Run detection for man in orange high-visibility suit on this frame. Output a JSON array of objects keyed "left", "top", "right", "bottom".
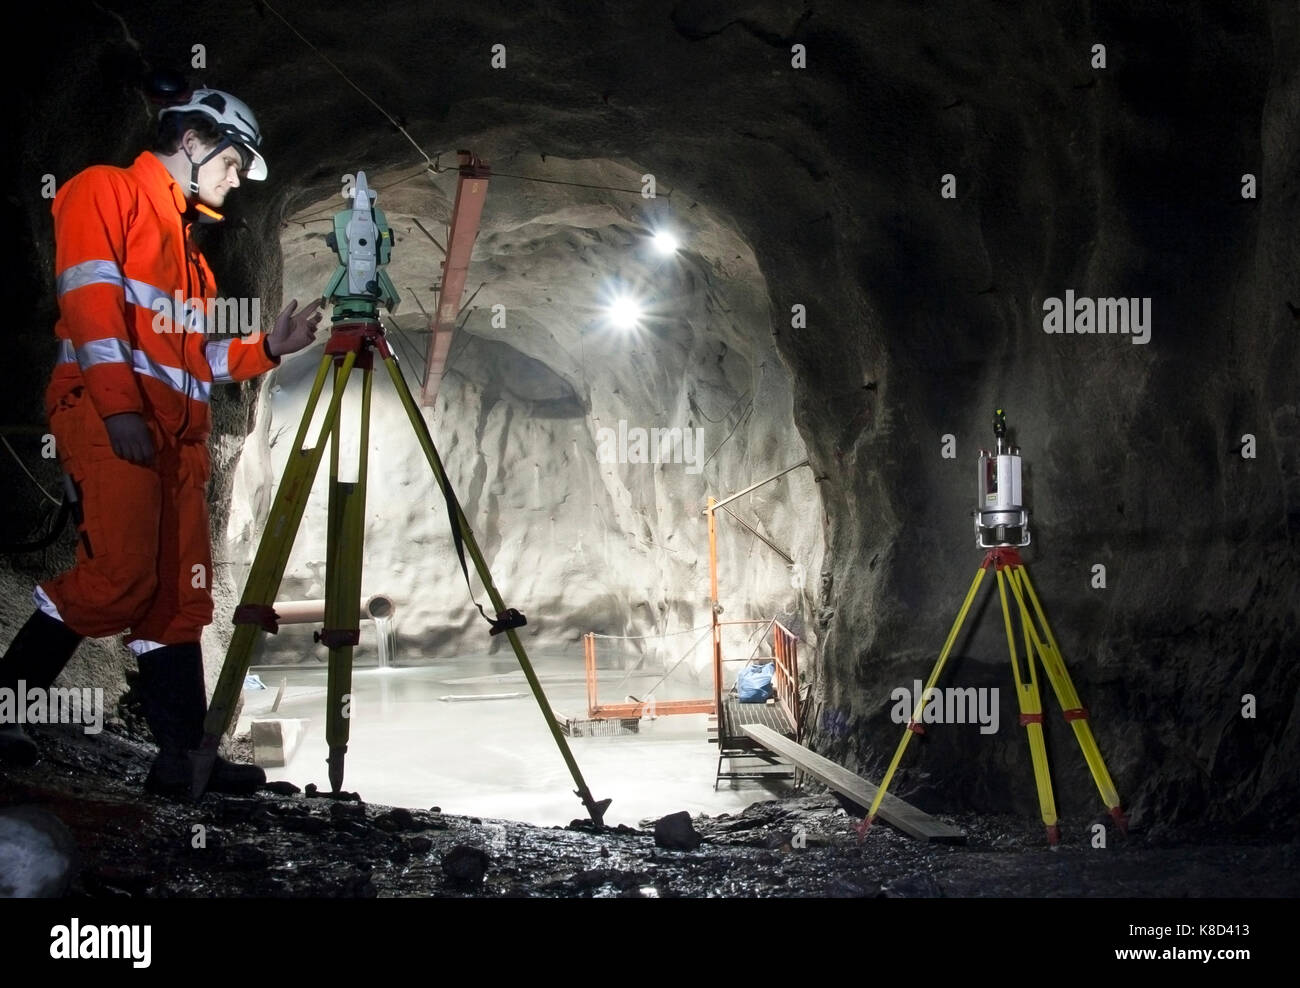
[{"left": 0, "top": 88, "right": 322, "bottom": 794}]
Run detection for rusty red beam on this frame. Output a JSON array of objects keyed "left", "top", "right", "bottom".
[{"left": 421, "top": 150, "right": 491, "bottom": 405}]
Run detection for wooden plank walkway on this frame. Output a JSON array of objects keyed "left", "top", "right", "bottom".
[{"left": 741, "top": 724, "right": 966, "bottom": 843}]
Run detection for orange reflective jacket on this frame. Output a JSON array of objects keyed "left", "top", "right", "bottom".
[{"left": 48, "top": 150, "right": 277, "bottom": 441}]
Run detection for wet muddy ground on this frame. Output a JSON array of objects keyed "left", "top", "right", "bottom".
[{"left": 2, "top": 723, "right": 1296, "bottom": 898}]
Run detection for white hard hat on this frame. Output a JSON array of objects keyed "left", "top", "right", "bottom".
[{"left": 161, "top": 88, "right": 266, "bottom": 180}]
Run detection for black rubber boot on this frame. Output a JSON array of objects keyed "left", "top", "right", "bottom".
[
  {"left": 0, "top": 726, "right": 39, "bottom": 767},
  {"left": 0, "top": 609, "right": 84, "bottom": 766},
  {"left": 135, "top": 643, "right": 265, "bottom": 796}
]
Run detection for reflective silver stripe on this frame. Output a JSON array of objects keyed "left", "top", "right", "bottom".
[
  {"left": 73, "top": 337, "right": 133, "bottom": 372},
  {"left": 56, "top": 259, "right": 124, "bottom": 296},
  {"left": 132, "top": 350, "right": 210, "bottom": 403},
  {"left": 32, "top": 585, "right": 65, "bottom": 623},
  {"left": 127, "top": 639, "right": 168, "bottom": 656},
  {"left": 205, "top": 339, "right": 233, "bottom": 384},
  {"left": 56, "top": 339, "right": 209, "bottom": 403},
  {"left": 57, "top": 261, "right": 207, "bottom": 333},
  {"left": 127, "top": 280, "right": 207, "bottom": 334}
]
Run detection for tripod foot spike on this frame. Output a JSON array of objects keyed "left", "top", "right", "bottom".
[
  {"left": 1110, "top": 806, "right": 1129, "bottom": 835},
  {"left": 584, "top": 796, "right": 612, "bottom": 827},
  {"left": 328, "top": 746, "right": 347, "bottom": 794}
]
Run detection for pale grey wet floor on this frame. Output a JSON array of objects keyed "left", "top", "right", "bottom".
[{"left": 242, "top": 652, "right": 792, "bottom": 827}]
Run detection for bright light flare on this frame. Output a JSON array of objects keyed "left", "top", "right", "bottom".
[
  {"left": 651, "top": 230, "right": 680, "bottom": 255},
  {"left": 606, "top": 294, "right": 644, "bottom": 329}
]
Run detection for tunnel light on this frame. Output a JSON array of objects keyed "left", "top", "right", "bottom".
[
  {"left": 606, "top": 294, "right": 644, "bottom": 329},
  {"left": 651, "top": 230, "right": 680, "bottom": 255}
]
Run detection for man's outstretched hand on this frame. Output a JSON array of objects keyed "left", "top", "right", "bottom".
[{"left": 266, "top": 297, "right": 325, "bottom": 357}]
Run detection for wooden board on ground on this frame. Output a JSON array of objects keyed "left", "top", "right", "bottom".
[{"left": 741, "top": 723, "right": 966, "bottom": 844}]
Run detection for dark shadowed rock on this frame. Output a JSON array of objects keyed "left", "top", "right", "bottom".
[
  {"left": 441, "top": 844, "right": 490, "bottom": 884},
  {"left": 329, "top": 801, "right": 366, "bottom": 823},
  {"left": 654, "top": 811, "right": 702, "bottom": 850},
  {"left": 280, "top": 813, "right": 329, "bottom": 835},
  {"left": 881, "top": 873, "right": 944, "bottom": 898}
]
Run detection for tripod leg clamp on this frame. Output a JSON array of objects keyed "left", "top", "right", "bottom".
[
  {"left": 489, "top": 608, "right": 527, "bottom": 636},
  {"left": 315, "top": 628, "right": 361, "bottom": 648},
  {"left": 234, "top": 603, "right": 281, "bottom": 634}
]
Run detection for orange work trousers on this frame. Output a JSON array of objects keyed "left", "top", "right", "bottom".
[{"left": 39, "top": 384, "right": 214, "bottom": 646}]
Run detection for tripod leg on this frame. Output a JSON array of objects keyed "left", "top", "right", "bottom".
[
  {"left": 996, "top": 564, "right": 1060, "bottom": 845},
  {"left": 193, "top": 350, "right": 361, "bottom": 798},
  {"left": 860, "top": 565, "right": 988, "bottom": 836},
  {"left": 379, "top": 349, "right": 611, "bottom": 826},
  {"left": 323, "top": 361, "right": 371, "bottom": 793},
  {"left": 1009, "top": 564, "right": 1126, "bottom": 831}
]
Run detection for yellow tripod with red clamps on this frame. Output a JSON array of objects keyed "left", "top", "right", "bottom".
[
  {"left": 188, "top": 170, "right": 610, "bottom": 826},
  {"left": 859, "top": 410, "right": 1127, "bottom": 845}
]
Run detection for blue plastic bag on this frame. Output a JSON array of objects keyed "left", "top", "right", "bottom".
[{"left": 737, "top": 661, "right": 776, "bottom": 703}]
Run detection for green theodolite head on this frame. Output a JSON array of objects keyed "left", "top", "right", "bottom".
[{"left": 322, "top": 170, "right": 400, "bottom": 322}]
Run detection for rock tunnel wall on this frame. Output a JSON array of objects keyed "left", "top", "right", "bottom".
[{"left": 239, "top": 155, "right": 819, "bottom": 679}]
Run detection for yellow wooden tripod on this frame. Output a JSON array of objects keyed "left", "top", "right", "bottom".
[
  {"left": 189, "top": 319, "right": 610, "bottom": 825},
  {"left": 860, "top": 546, "right": 1126, "bottom": 844}
]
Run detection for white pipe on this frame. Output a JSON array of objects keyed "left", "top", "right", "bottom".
[
  {"left": 703, "top": 459, "right": 810, "bottom": 513},
  {"left": 272, "top": 594, "right": 396, "bottom": 625}
]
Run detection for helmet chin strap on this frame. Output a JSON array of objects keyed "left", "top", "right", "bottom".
[
  {"left": 184, "top": 137, "right": 235, "bottom": 196},
  {"left": 182, "top": 138, "right": 238, "bottom": 222}
]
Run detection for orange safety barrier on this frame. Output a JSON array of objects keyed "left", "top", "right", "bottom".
[
  {"left": 771, "top": 620, "right": 801, "bottom": 737},
  {"left": 583, "top": 632, "right": 716, "bottom": 719},
  {"left": 583, "top": 619, "right": 801, "bottom": 729},
  {"left": 716, "top": 619, "right": 800, "bottom": 729}
]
